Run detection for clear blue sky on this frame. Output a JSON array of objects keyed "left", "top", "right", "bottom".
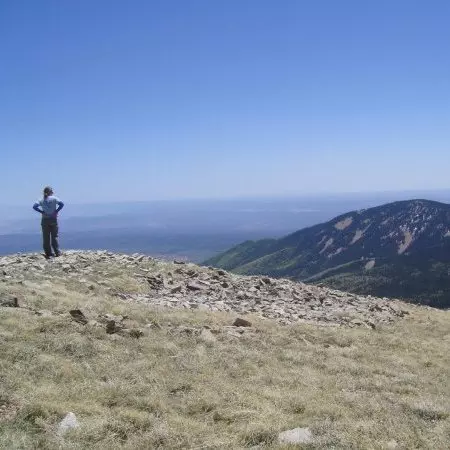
[{"left": 1, "top": 0, "right": 449, "bottom": 204}]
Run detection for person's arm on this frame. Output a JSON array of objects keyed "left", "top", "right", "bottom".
[
  {"left": 56, "top": 200, "right": 64, "bottom": 213},
  {"left": 33, "top": 202, "right": 43, "bottom": 214}
]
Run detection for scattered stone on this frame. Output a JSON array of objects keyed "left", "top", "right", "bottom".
[
  {"left": 170, "top": 285, "right": 183, "bottom": 294},
  {"left": 199, "top": 328, "right": 216, "bottom": 343},
  {"left": 58, "top": 412, "right": 79, "bottom": 435},
  {"left": 147, "top": 275, "right": 164, "bottom": 288},
  {"left": 387, "top": 440, "right": 399, "bottom": 449},
  {"left": 99, "top": 313, "right": 125, "bottom": 323},
  {"left": 174, "top": 260, "right": 186, "bottom": 265},
  {"left": 174, "top": 326, "right": 197, "bottom": 335},
  {"left": 146, "top": 321, "right": 162, "bottom": 330},
  {"left": 0, "top": 250, "right": 411, "bottom": 328},
  {"left": 278, "top": 427, "right": 312, "bottom": 445},
  {"left": 369, "top": 304, "right": 383, "bottom": 312},
  {"left": 233, "top": 318, "right": 252, "bottom": 327},
  {"left": 350, "top": 318, "right": 364, "bottom": 327},
  {"left": 187, "top": 282, "right": 205, "bottom": 291},
  {"left": 36, "top": 309, "right": 53, "bottom": 317},
  {"left": 69, "top": 309, "right": 88, "bottom": 325},
  {"left": 106, "top": 320, "right": 123, "bottom": 334},
  {"left": 0, "top": 295, "right": 19, "bottom": 307},
  {"left": 120, "top": 328, "right": 144, "bottom": 338}
]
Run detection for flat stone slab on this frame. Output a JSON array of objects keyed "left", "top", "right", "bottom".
[
  {"left": 58, "top": 412, "right": 79, "bottom": 435},
  {"left": 278, "top": 427, "right": 312, "bottom": 445}
]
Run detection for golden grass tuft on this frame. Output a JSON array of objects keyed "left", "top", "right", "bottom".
[{"left": 0, "top": 279, "right": 449, "bottom": 449}]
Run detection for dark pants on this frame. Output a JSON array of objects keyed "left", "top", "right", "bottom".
[{"left": 41, "top": 218, "right": 60, "bottom": 257}]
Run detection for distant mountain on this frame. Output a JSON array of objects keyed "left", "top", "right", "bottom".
[{"left": 205, "top": 200, "right": 450, "bottom": 308}]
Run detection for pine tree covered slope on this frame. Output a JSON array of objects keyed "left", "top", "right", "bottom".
[{"left": 205, "top": 200, "right": 450, "bottom": 308}]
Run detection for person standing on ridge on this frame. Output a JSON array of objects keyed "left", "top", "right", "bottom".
[{"left": 33, "top": 187, "right": 65, "bottom": 259}]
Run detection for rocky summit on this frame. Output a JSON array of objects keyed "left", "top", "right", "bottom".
[
  {"left": 1, "top": 250, "right": 449, "bottom": 449},
  {"left": 1, "top": 250, "right": 411, "bottom": 328}
]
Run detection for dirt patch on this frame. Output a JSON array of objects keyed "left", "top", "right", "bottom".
[
  {"left": 365, "top": 260, "right": 376, "bottom": 270},
  {"left": 350, "top": 229, "right": 363, "bottom": 245},
  {"left": 334, "top": 217, "right": 353, "bottom": 230},
  {"left": 398, "top": 231, "right": 413, "bottom": 254},
  {"left": 319, "top": 238, "right": 334, "bottom": 254},
  {"left": 328, "top": 247, "right": 344, "bottom": 258}
]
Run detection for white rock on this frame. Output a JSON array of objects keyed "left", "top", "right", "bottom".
[
  {"left": 278, "top": 427, "right": 312, "bottom": 445},
  {"left": 58, "top": 412, "right": 79, "bottom": 435},
  {"left": 199, "top": 328, "right": 216, "bottom": 343}
]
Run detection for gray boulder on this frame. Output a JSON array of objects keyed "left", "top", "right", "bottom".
[
  {"left": 58, "top": 412, "right": 79, "bottom": 435},
  {"left": 278, "top": 427, "right": 312, "bottom": 445},
  {"left": 0, "top": 295, "right": 18, "bottom": 307}
]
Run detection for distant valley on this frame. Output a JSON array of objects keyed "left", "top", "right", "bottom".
[{"left": 5, "top": 193, "right": 440, "bottom": 261}]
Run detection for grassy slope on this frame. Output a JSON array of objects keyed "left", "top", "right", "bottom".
[
  {"left": 206, "top": 239, "right": 277, "bottom": 271},
  {"left": 311, "top": 247, "right": 450, "bottom": 308},
  {"left": 0, "top": 277, "right": 449, "bottom": 449},
  {"left": 204, "top": 204, "right": 450, "bottom": 308},
  {"left": 209, "top": 245, "right": 450, "bottom": 308}
]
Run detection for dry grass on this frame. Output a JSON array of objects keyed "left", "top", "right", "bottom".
[{"left": 0, "top": 278, "right": 449, "bottom": 449}]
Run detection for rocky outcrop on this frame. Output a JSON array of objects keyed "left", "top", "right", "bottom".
[{"left": 0, "top": 251, "right": 412, "bottom": 327}]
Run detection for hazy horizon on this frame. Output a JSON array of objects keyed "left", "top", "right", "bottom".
[
  {"left": 3, "top": 187, "right": 450, "bottom": 209},
  {"left": 2, "top": 190, "right": 450, "bottom": 260}
]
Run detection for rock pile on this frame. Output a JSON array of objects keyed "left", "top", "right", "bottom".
[{"left": 0, "top": 251, "right": 411, "bottom": 327}]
